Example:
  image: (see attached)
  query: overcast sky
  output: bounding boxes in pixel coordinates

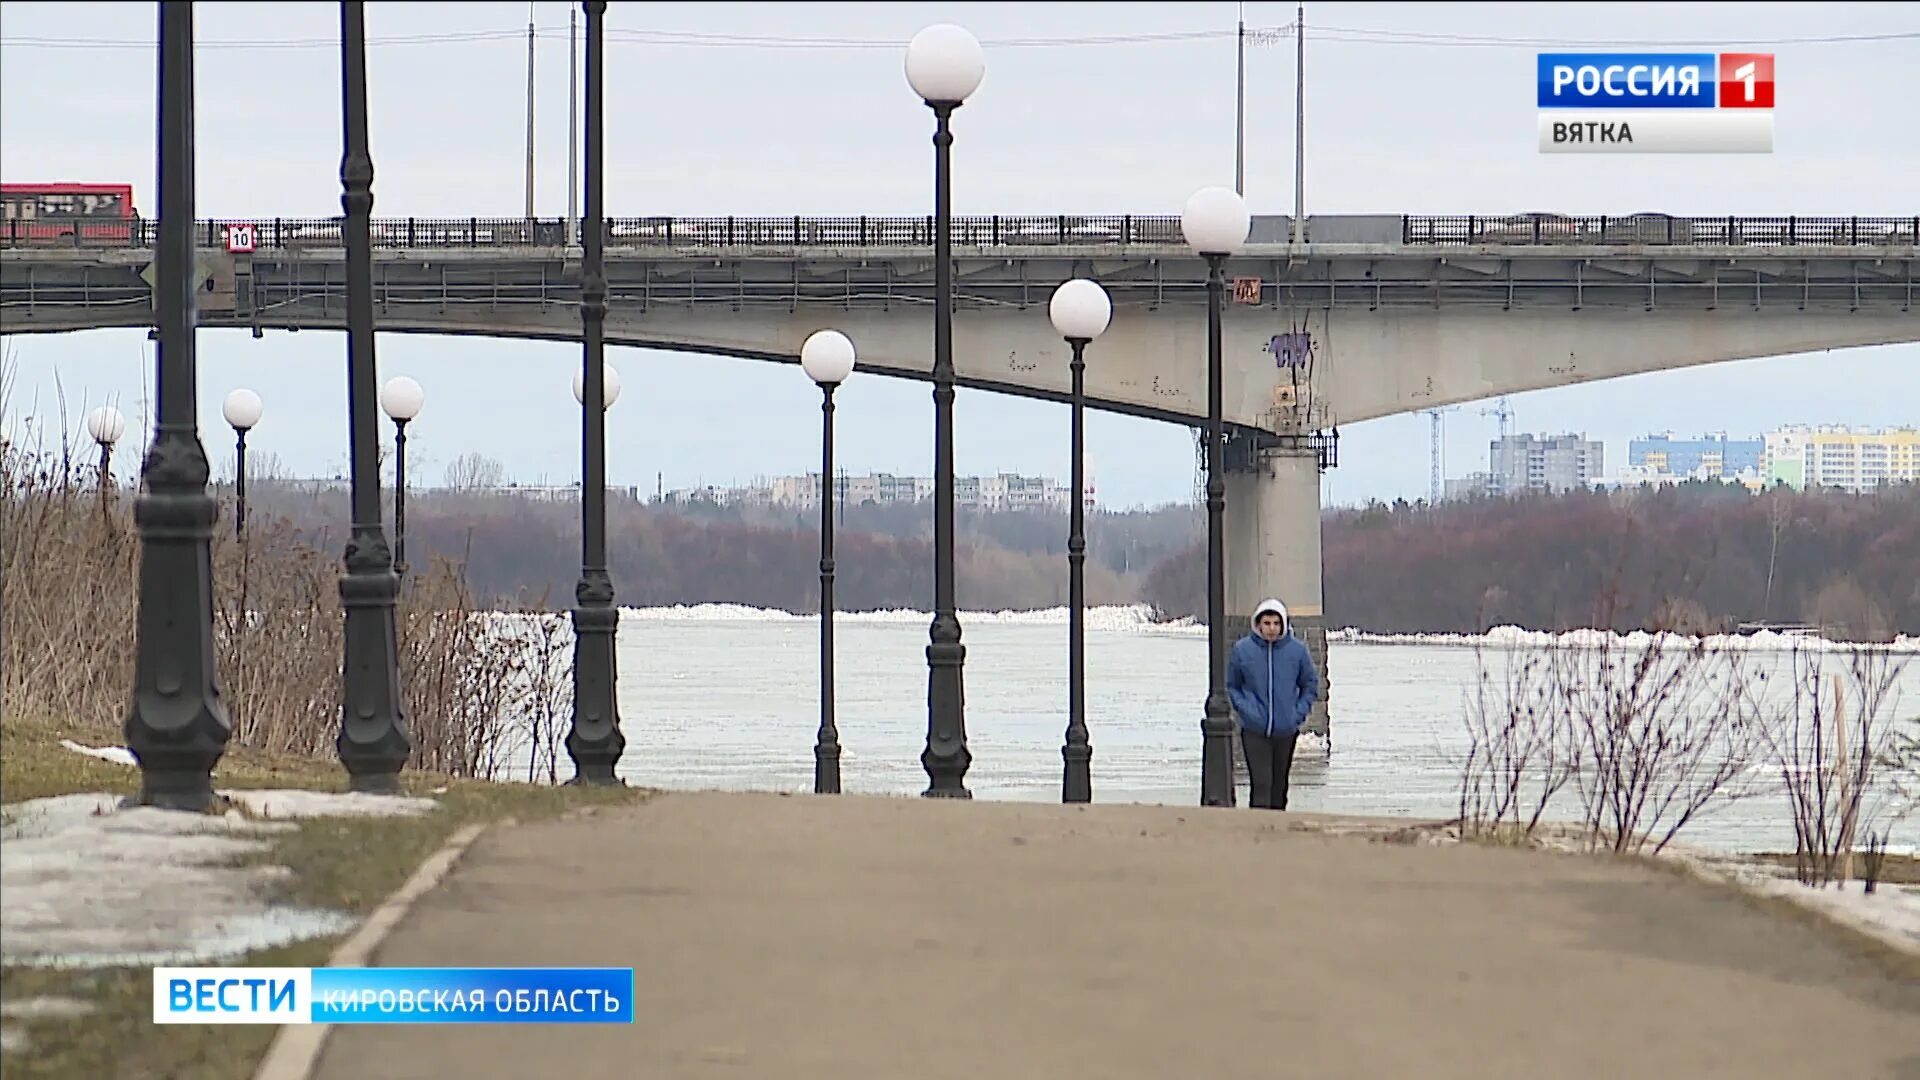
[2,1,1915,508]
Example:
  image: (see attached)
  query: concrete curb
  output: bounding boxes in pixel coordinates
[252,820,494,1080]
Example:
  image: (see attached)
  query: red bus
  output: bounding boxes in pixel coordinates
[1,182,140,245]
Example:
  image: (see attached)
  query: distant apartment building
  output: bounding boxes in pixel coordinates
[1628,433,1764,479]
[1595,463,1767,494]
[1488,434,1604,495]
[1445,472,1496,500]
[1765,425,1920,493]
[767,471,1083,512]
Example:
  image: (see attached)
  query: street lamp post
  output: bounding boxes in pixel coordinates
[221,389,261,537]
[565,0,626,787]
[379,376,423,576]
[1048,279,1111,804]
[1182,185,1251,809]
[86,405,126,493]
[800,329,856,795]
[335,0,412,794]
[905,23,985,800]
[125,0,232,812]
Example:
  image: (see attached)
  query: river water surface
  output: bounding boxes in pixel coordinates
[540,606,1920,857]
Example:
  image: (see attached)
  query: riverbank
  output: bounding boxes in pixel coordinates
[0,715,644,1079]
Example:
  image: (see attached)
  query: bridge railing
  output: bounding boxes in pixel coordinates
[0,214,1190,251]
[1401,214,1920,247]
[3,213,1914,251]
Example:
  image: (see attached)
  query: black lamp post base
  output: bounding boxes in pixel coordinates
[564,729,626,788]
[566,580,625,786]
[1062,744,1092,804]
[1200,693,1238,808]
[126,759,227,813]
[337,533,413,794]
[814,743,842,795]
[922,635,971,798]
[124,440,233,815]
[346,772,407,796]
[564,769,626,788]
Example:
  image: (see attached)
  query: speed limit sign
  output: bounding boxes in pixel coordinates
[225,224,257,254]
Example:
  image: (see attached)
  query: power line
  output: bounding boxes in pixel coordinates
[4,22,1915,52]
[0,26,1263,51]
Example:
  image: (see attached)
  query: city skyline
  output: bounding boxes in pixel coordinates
[2,2,1916,509]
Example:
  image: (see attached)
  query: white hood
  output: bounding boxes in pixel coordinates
[1251,598,1289,636]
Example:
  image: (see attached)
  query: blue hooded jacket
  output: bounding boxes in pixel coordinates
[1227,598,1319,738]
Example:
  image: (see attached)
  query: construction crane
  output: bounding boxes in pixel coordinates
[1480,395,1515,444]
[1420,406,1459,503]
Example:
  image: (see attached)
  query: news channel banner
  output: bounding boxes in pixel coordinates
[1536,52,1776,154]
[154,967,635,1025]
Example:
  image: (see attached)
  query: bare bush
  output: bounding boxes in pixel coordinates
[1457,643,1578,842]
[1758,647,1908,888]
[1565,635,1767,855]
[444,452,506,491]
[3,436,568,783]
[1460,632,1767,855]
[1882,712,1919,827]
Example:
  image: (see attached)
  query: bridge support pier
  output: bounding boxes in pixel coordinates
[1225,433,1330,739]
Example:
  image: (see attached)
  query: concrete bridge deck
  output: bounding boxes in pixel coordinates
[301,792,1920,1080]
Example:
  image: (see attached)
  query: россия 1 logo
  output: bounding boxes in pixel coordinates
[1535,52,1775,154]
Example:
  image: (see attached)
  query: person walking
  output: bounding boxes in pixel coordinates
[1227,597,1319,810]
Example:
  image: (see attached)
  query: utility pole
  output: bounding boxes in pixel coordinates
[1234,4,1246,197]
[567,4,579,245]
[524,3,536,222]
[1292,4,1305,245]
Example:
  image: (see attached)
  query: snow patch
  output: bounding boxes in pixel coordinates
[0,789,435,970]
[222,789,440,819]
[57,740,137,767]
[0,997,95,1021]
[1681,855,1920,957]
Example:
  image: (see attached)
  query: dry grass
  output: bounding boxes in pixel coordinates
[1,442,572,781]
[0,426,617,1077]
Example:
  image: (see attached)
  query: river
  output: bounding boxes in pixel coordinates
[515,605,1920,857]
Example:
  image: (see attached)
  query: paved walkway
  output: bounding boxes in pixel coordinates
[311,792,1920,1080]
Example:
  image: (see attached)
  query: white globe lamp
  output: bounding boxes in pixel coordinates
[86,405,126,447]
[379,376,424,423]
[222,388,263,432]
[1049,279,1112,342]
[1181,186,1251,257]
[572,363,622,409]
[905,24,985,104]
[800,330,857,386]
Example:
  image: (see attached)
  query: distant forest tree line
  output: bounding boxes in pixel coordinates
[239,471,1917,640]
[1146,481,1918,640]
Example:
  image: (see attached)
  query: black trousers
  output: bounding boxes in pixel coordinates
[1242,729,1300,810]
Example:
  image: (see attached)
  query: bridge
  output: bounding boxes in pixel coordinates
[5,210,1917,734]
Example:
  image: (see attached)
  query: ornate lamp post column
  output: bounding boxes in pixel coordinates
[379,376,423,576]
[800,330,857,795]
[124,0,232,812]
[335,0,412,794]
[221,389,261,537]
[904,23,985,799]
[1047,279,1111,804]
[1182,186,1251,809]
[563,0,627,786]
